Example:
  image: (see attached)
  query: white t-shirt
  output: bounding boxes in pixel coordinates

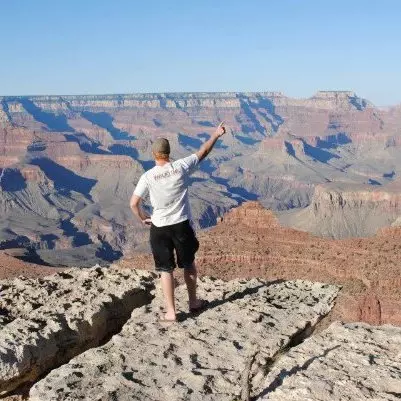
[133,154,199,227]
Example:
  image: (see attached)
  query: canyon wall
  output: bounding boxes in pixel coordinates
[280,182,401,237]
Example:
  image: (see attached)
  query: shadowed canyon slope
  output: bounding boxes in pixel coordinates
[1,91,401,265]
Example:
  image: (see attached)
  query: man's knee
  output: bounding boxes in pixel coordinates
[184,263,197,275]
[160,270,174,278]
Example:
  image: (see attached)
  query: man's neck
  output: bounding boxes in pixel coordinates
[155,158,170,167]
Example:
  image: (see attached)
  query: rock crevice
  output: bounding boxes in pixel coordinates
[256,322,401,400]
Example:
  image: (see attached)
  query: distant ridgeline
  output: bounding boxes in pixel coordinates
[0,90,368,112]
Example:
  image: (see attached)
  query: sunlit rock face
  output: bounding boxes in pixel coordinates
[257,322,401,401]
[1,264,398,401]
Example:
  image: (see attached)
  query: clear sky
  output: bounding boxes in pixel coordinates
[1,0,400,105]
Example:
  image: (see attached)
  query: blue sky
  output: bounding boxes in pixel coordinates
[1,0,400,105]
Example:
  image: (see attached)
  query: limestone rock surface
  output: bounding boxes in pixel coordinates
[0,266,155,395]
[30,278,339,401]
[257,322,401,400]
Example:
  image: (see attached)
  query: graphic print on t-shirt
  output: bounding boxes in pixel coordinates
[153,169,180,181]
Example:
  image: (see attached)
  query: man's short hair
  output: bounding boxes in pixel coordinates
[152,138,170,156]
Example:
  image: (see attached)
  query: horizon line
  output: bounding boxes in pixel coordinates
[1,90,398,108]
[0,89,369,100]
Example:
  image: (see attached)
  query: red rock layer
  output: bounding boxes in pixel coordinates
[0,251,61,280]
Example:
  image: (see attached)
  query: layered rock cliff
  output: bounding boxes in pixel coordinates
[280,182,401,238]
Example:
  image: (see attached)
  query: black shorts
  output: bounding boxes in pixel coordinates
[150,219,199,273]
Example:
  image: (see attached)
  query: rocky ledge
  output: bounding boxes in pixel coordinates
[30,276,339,400]
[0,267,400,400]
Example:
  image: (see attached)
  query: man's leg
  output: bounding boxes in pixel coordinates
[160,271,176,320]
[173,220,202,309]
[184,263,203,309]
[150,224,177,321]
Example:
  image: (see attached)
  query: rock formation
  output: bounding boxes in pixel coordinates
[280,182,401,238]
[258,322,401,400]
[1,265,399,401]
[28,274,339,400]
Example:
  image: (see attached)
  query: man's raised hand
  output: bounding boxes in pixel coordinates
[196,121,227,161]
[215,121,226,138]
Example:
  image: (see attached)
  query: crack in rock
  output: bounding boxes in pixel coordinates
[0,266,156,395]
[254,322,401,400]
[29,278,339,400]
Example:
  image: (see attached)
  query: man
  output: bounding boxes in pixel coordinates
[130,122,226,322]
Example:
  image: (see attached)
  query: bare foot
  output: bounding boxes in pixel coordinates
[164,312,176,321]
[189,299,209,313]
[189,299,203,310]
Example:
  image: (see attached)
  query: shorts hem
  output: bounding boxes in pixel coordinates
[177,261,195,269]
[155,265,175,273]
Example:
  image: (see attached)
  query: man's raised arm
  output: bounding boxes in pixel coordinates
[196,122,226,162]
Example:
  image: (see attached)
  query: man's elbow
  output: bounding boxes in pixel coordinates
[129,195,140,211]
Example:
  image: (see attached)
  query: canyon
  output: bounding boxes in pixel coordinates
[0,91,401,265]
[1,92,401,399]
